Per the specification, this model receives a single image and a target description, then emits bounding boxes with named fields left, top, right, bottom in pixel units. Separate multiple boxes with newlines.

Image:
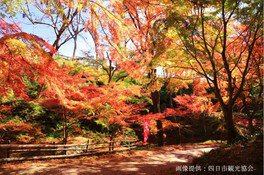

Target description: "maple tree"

left=0, top=101, right=47, bottom=143
left=0, top=26, right=145, bottom=144
left=0, top=27, right=97, bottom=143
left=77, top=0, right=171, bottom=145
left=237, top=37, right=263, bottom=134
left=173, top=79, right=221, bottom=137
left=164, top=0, right=263, bottom=143
left=174, top=79, right=219, bottom=117
left=82, top=83, right=144, bottom=142
left=103, top=0, right=168, bottom=146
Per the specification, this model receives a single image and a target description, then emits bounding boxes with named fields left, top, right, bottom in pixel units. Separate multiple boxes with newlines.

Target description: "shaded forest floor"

left=0, top=142, right=221, bottom=175
left=184, top=136, right=263, bottom=175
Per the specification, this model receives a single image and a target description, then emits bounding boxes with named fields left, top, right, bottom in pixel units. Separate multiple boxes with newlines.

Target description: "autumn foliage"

left=0, top=0, right=263, bottom=145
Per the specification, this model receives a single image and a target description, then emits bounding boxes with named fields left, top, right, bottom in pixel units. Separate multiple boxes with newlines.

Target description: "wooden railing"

left=0, top=139, right=137, bottom=163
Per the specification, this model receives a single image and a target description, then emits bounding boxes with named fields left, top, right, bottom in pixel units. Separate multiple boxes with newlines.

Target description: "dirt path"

left=0, top=143, right=220, bottom=175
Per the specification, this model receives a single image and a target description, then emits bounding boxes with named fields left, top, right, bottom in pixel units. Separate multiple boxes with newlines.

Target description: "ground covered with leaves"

left=0, top=138, right=262, bottom=175
left=0, top=142, right=220, bottom=175
left=183, top=136, right=263, bottom=175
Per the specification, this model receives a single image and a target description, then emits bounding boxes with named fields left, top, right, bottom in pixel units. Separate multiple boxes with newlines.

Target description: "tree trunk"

left=151, top=90, right=164, bottom=146
left=53, top=37, right=61, bottom=52
left=72, top=35, right=78, bottom=60
left=109, top=135, right=114, bottom=152
left=245, top=107, right=255, bottom=135
left=168, top=90, right=173, bottom=108
left=202, top=114, right=207, bottom=138
left=248, top=116, right=255, bottom=135
left=178, top=126, right=181, bottom=144
left=156, top=120, right=163, bottom=146
left=223, top=106, right=240, bottom=143
left=62, top=114, right=67, bottom=145
left=241, top=95, right=256, bottom=135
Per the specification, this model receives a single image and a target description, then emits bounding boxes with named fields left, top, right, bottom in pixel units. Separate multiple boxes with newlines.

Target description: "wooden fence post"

left=52, top=142, right=56, bottom=155
left=109, top=141, right=112, bottom=152
left=85, top=139, right=89, bottom=153
left=6, top=140, right=11, bottom=158
left=112, top=140, right=114, bottom=151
